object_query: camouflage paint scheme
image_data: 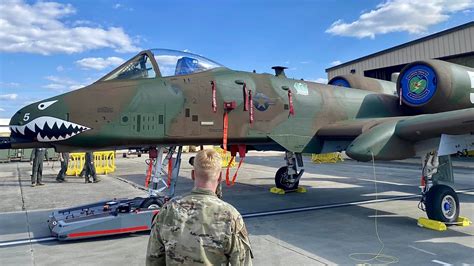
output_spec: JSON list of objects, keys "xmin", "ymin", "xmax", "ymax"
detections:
[{"xmin": 6, "ymin": 50, "xmax": 474, "ymax": 162}]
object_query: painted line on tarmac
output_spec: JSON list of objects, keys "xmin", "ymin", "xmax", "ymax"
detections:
[
  {"xmin": 432, "ymin": 259, "xmax": 452, "ymax": 266},
  {"xmin": 0, "ymin": 237, "xmax": 56, "ymax": 248},
  {"xmin": 242, "ymin": 188, "xmax": 474, "ymax": 219},
  {"xmin": 408, "ymin": 245, "xmax": 437, "ymax": 256},
  {"xmin": 241, "ymin": 194, "xmax": 422, "ymax": 218}
]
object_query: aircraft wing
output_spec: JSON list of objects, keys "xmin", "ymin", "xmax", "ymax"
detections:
[{"xmin": 315, "ymin": 108, "xmax": 474, "ymax": 161}]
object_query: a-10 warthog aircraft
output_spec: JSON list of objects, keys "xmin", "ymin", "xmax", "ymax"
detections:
[{"xmin": 4, "ymin": 49, "xmax": 474, "ymax": 223}]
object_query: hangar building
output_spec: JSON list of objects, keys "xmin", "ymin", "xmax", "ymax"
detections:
[{"xmin": 326, "ymin": 21, "xmax": 474, "ymax": 81}]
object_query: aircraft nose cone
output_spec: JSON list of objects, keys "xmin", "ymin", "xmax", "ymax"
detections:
[{"xmin": 10, "ymin": 100, "xmax": 91, "ymax": 144}]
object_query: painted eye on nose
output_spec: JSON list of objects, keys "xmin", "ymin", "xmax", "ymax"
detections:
[{"xmin": 38, "ymin": 100, "xmax": 58, "ymax": 110}]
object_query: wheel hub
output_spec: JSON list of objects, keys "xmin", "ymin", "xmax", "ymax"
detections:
[{"xmin": 441, "ymin": 195, "xmax": 456, "ymax": 219}]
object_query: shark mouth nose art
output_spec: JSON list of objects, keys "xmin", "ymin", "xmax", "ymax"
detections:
[{"xmin": 10, "ymin": 116, "xmax": 91, "ymax": 142}]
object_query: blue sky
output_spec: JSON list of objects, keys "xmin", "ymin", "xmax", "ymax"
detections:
[{"xmin": 0, "ymin": 0, "xmax": 473, "ymax": 118}]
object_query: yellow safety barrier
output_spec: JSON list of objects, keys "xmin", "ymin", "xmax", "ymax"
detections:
[
  {"xmin": 312, "ymin": 152, "xmax": 344, "ymax": 164},
  {"xmin": 214, "ymin": 147, "xmax": 236, "ymax": 168},
  {"xmin": 66, "ymin": 151, "xmax": 116, "ymax": 176}
]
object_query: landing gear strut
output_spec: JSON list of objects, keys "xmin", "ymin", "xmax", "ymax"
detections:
[
  {"xmin": 147, "ymin": 146, "xmax": 183, "ymax": 199},
  {"xmin": 419, "ymin": 152, "xmax": 460, "ymax": 223},
  {"xmin": 275, "ymin": 151, "xmax": 305, "ymax": 191}
]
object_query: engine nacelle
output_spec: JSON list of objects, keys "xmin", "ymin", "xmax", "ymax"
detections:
[
  {"xmin": 397, "ymin": 60, "xmax": 474, "ymax": 113},
  {"xmin": 328, "ymin": 75, "xmax": 397, "ymax": 95}
]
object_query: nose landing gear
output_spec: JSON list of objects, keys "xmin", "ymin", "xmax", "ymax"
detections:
[{"xmin": 274, "ymin": 151, "xmax": 305, "ymax": 192}]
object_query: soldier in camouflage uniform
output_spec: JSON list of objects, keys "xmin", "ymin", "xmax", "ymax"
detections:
[{"xmin": 146, "ymin": 149, "xmax": 253, "ymax": 265}]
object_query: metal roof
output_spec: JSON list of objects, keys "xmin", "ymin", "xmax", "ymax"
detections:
[{"xmin": 326, "ymin": 21, "xmax": 474, "ymax": 72}]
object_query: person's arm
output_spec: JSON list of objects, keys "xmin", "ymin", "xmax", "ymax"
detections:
[
  {"xmin": 44, "ymin": 149, "xmax": 49, "ymax": 161},
  {"xmin": 30, "ymin": 149, "xmax": 35, "ymax": 162},
  {"xmin": 146, "ymin": 215, "xmax": 166, "ymax": 266},
  {"xmin": 228, "ymin": 214, "xmax": 253, "ymax": 266}
]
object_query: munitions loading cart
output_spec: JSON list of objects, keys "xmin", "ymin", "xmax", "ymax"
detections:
[{"xmin": 48, "ymin": 146, "xmax": 182, "ymax": 240}]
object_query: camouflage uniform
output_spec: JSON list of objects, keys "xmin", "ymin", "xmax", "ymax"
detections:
[
  {"xmin": 146, "ymin": 188, "xmax": 253, "ymax": 266},
  {"xmin": 30, "ymin": 148, "xmax": 48, "ymax": 185}
]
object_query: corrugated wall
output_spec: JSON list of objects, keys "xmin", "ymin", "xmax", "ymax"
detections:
[{"xmin": 327, "ymin": 25, "xmax": 474, "ymax": 79}]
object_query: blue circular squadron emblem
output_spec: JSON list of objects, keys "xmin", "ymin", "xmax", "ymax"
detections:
[
  {"xmin": 329, "ymin": 78, "xmax": 350, "ymax": 88},
  {"xmin": 253, "ymin": 93, "xmax": 274, "ymax": 111},
  {"xmin": 400, "ymin": 64, "xmax": 437, "ymax": 106}
]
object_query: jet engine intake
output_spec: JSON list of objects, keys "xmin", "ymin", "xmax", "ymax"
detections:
[
  {"xmin": 328, "ymin": 75, "xmax": 397, "ymax": 95},
  {"xmin": 397, "ymin": 60, "xmax": 474, "ymax": 113}
]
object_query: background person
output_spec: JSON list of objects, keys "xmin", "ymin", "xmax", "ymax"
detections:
[
  {"xmin": 56, "ymin": 152, "xmax": 69, "ymax": 182},
  {"xmin": 83, "ymin": 152, "xmax": 99, "ymax": 183},
  {"xmin": 30, "ymin": 148, "xmax": 48, "ymax": 186},
  {"xmin": 146, "ymin": 149, "xmax": 253, "ymax": 265}
]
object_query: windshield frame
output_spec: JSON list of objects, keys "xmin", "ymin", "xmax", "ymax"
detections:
[
  {"xmin": 99, "ymin": 49, "xmax": 226, "ymax": 82},
  {"xmin": 99, "ymin": 50, "xmax": 161, "ymax": 82}
]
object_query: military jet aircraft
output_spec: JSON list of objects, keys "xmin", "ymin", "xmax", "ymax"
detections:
[{"xmin": 5, "ymin": 49, "xmax": 474, "ymax": 223}]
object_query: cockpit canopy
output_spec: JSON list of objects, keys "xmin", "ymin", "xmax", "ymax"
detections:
[{"xmin": 101, "ymin": 49, "xmax": 225, "ymax": 81}]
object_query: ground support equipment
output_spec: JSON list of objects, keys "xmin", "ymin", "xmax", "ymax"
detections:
[
  {"xmin": 48, "ymin": 146, "xmax": 184, "ymax": 240},
  {"xmin": 269, "ymin": 186, "xmax": 307, "ymax": 195},
  {"xmin": 48, "ymin": 197, "xmax": 163, "ymax": 240}
]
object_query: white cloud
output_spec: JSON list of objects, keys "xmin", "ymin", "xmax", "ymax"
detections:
[
  {"xmin": 0, "ymin": 0, "xmax": 139, "ymax": 54},
  {"xmin": 0, "ymin": 107, "xmax": 5, "ymax": 111},
  {"xmin": 330, "ymin": 60, "xmax": 342, "ymax": 66},
  {"xmin": 42, "ymin": 75, "xmax": 86, "ymax": 92},
  {"xmin": 69, "ymin": 84, "xmax": 85, "ymax": 90},
  {"xmin": 0, "ymin": 94, "xmax": 18, "ymax": 100},
  {"xmin": 56, "ymin": 65, "xmax": 64, "ymax": 72},
  {"xmin": 43, "ymin": 83, "xmax": 67, "ymax": 90},
  {"xmin": 326, "ymin": 0, "xmax": 474, "ymax": 38},
  {"xmin": 300, "ymin": 61, "xmax": 311, "ymax": 64},
  {"xmin": 76, "ymin": 57, "xmax": 125, "ymax": 70},
  {"xmin": 113, "ymin": 3, "xmax": 133, "ymax": 11},
  {"xmin": 0, "ymin": 82, "xmax": 20, "ymax": 88},
  {"xmin": 311, "ymin": 78, "xmax": 328, "ymax": 84}
]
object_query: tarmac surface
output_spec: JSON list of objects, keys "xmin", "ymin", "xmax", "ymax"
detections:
[{"xmin": 0, "ymin": 151, "xmax": 473, "ymax": 265}]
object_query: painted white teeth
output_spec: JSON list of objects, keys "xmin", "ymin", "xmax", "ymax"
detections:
[
  {"xmin": 37, "ymin": 119, "xmax": 46, "ymax": 130},
  {"xmin": 26, "ymin": 123, "xmax": 36, "ymax": 132},
  {"xmin": 46, "ymin": 120, "xmax": 54, "ymax": 129},
  {"xmin": 14, "ymin": 116, "xmax": 90, "ymax": 142},
  {"xmin": 17, "ymin": 126, "xmax": 25, "ymax": 135}
]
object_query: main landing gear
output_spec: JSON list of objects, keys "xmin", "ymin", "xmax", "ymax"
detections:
[
  {"xmin": 419, "ymin": 153, "xmax": 460, "ymax": 224},
  {"xmin": 274, "ymin": 151, "xmax": 305, "ymax": 191}
]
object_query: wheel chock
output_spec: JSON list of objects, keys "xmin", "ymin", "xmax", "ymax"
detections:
[
  {"xmin": 296, "ymin": 187, "xmax": 307, "ymax": 193},
  {"xmin": 417, "ymin": 217, "xmax": 447, "ymax": 231},
  {"xmin": 269, "ymin": 187, "xmax": 307, "ymax": 194},
  {"xmin": 270, "ymin": 187, "xmax": 286, "ymax": 194},
  {"xmin": 455, "ymin": 216, "xmax": 472, "ymax": 227}
]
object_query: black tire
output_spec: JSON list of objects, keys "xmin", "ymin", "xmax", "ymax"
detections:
[
  {"xmin": 275, "ymin": 166, "xmax": 299, "ymax": 190},
  {"xmin": 140, "ymin": 197, "xmax": 163, "ymax": 209},
  {"xmin": 425, "ymin": 185, "xmax": 459, "ymax": 223}
]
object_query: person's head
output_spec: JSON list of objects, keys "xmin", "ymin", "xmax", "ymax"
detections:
[{"xmin": 191, "ymin": 149, "xmax": 222, "ymax": 191}]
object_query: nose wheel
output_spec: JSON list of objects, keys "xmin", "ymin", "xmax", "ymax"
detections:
[
  {"xmin": 275, "ymin": 166, "xmax": 299, "ymax": 190},
  {"xmin": 275, "ymin": 151, "xmax": 304, "ymax": 191}
]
